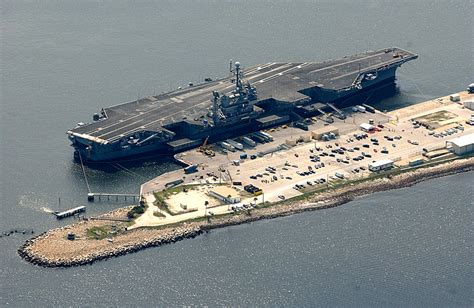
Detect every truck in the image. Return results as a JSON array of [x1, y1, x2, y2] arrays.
[[355, 105, 366, 113]]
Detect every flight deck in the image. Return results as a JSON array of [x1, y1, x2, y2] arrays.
[[67, 47, 418, 161]]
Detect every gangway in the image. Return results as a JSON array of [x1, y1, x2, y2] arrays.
[[316, 108, 334, 123], [326, 103, 346, 120]]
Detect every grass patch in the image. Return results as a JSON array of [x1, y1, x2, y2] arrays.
[[86, 226, 111, 240]]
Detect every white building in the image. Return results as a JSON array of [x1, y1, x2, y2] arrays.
[[446, 133, 474, 155], [208, 186, 241, 204], [360, 123, 375, 132], [368, 159, 394, 172], [450, 93, 460, 102], [463, 100, 474, 111]]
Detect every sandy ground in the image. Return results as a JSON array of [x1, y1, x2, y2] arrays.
[[165, 186, 220, 214]]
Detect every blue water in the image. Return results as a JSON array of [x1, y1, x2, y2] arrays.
[[1, 0, 473, 306]]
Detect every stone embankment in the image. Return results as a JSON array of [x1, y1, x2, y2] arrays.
[[18, 158, 474, 268]]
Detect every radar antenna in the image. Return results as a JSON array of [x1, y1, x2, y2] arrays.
[[234, 61, 243, 92]]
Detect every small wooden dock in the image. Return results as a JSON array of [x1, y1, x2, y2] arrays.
[[54, 206, 86, 219], [87, 193, 139, 202]]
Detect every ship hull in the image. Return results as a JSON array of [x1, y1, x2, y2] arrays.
[[73, 74, 397, 163]]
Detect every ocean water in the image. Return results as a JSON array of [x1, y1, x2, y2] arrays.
[[1, 0, 473, 306]]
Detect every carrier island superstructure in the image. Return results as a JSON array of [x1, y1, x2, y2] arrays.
[[67, 47, 417, 162]]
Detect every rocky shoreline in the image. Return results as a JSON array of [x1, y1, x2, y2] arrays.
[[18, 158, 474, 268]]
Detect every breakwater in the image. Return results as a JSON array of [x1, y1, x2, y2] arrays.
[[18, 227, 204, 267], [18, 158, 474, 268]]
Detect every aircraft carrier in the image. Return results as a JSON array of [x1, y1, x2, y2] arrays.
[[67, 47, 417, 162]]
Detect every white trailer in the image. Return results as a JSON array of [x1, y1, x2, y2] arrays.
[[226, 139, 244, 150], [254, 131, 274, 141], [219, 142, 236, 152], [242, 136, 256, 147]]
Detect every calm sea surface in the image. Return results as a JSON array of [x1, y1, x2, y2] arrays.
[[1, 0, 473, 306]]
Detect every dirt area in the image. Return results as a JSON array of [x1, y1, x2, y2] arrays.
[[165, 186, 221, 214], [413, 110, 460, 129]]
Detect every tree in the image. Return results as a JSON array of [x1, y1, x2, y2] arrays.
[[204, 200, 209, 217]]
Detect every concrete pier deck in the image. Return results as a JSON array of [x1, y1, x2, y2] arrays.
[[135, 91, 474, 229]]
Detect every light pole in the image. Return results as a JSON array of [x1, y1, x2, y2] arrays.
[[204, 200, 209, 218]]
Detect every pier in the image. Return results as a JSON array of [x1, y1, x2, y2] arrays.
[[54, 206, 86, 219], [87, 193, 140, 202]]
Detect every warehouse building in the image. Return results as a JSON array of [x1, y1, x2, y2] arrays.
[[446, 133, 474, 155]]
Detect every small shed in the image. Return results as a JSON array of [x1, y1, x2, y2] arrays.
[[360, 123, 375, 132], [449, 93, 460, 102], [311, 125, 339, 140], [368, 159, 394, 172], [285, 138, 297, 146]]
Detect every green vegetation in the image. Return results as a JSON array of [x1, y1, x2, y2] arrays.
[[86, 226, 112, 240], [127, 205, 146, 219]]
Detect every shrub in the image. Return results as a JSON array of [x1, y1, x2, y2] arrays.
[[127, 205, 145, 219]]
